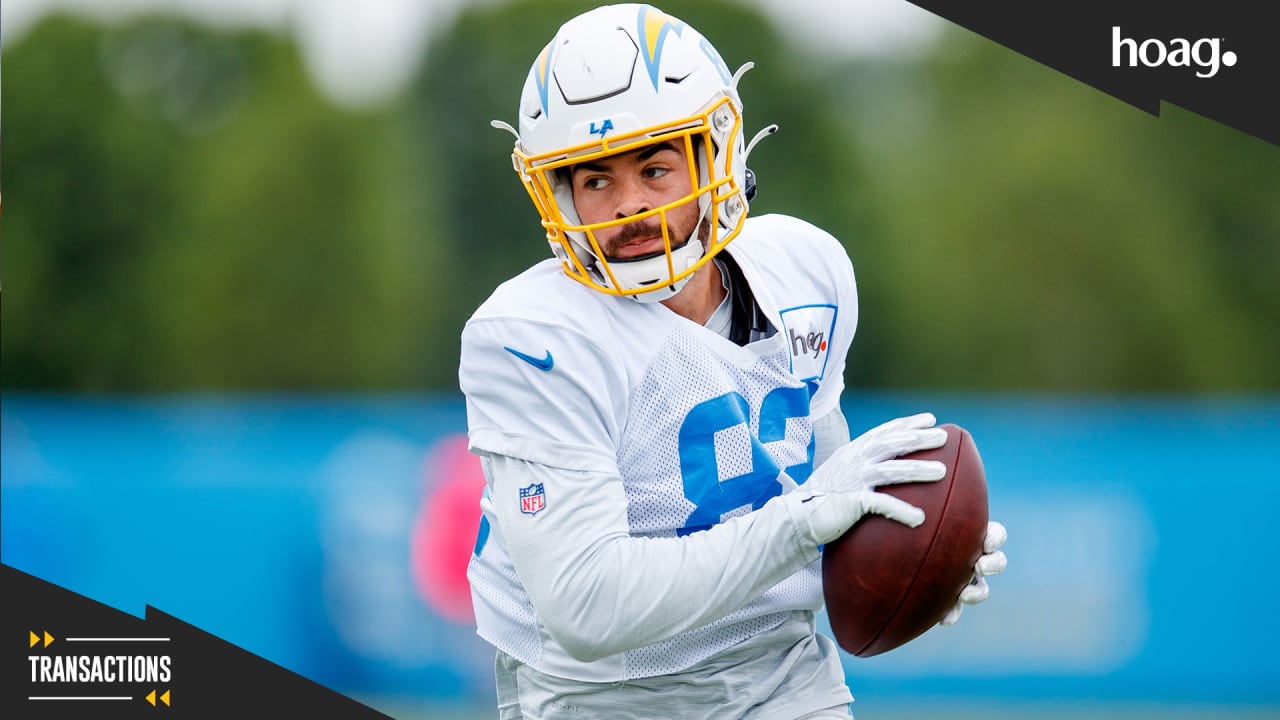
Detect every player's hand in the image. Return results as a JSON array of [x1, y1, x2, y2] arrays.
[[808, 412, 949, 494], [939, 520, 1007, 626], [800, 412, 948, 544]]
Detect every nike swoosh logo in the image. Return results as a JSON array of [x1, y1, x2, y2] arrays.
[[503, 346, 554, 371]]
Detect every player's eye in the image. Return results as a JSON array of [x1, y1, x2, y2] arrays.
[[642, 166, 669, 180], [582, 176, 610, 191]]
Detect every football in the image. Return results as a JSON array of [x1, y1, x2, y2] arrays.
[[822, 423, 989, 658]]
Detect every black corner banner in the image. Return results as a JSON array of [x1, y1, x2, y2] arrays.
[[904, 0, 1278, 147], [3, 564, 393, 720]]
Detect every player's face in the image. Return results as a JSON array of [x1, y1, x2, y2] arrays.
[[570, 141, 701, 261]]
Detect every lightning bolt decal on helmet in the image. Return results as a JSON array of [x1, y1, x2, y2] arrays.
[[496, 3, 776, 302]]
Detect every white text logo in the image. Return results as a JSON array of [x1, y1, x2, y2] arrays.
[[1112, 26, 1238, 78]]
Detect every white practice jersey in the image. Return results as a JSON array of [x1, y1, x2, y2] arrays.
[[461, 214, 859, 682]]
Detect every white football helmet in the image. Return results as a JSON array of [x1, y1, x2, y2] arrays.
[[495, 3, 775, 302]]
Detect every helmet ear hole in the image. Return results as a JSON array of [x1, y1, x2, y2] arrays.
[[744, 168, 757, 202], [555, 167, 573, 194]]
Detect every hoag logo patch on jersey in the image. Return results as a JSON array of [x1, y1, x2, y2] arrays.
[[779, 304, 837, 382]]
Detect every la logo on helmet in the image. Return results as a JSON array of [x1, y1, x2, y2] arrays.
[[589, 119, 614, 138]]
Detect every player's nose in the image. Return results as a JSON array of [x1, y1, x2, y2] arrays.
[[613, 174, 652, 219]]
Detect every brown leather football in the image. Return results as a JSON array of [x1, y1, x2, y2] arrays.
[[822, 423, 989, 657]]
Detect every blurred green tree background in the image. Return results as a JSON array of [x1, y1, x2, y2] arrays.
[[4, 0, 1277, 392]]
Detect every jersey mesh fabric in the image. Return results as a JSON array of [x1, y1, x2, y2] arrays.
[[464, 214, 858, 682], [616, 322, 822, 676], [469, 477, 544, 666], [620, 323, 811, 536]]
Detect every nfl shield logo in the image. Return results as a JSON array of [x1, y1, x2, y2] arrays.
[[519, 483, 546, 515]]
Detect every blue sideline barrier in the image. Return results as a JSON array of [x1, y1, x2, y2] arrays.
[[3, 392, 1277, 707]]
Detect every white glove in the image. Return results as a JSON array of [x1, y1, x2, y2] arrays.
[[800, 412, 949, 545], [939, 520, 1008, 626]]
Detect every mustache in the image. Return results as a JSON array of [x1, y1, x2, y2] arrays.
[[612, 219, 664, 246]]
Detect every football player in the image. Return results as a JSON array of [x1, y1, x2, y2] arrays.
[[460, 5, 1007, 718]]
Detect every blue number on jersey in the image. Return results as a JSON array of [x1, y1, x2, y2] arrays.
[[759, 385, 816, 485], [676, 386, 813, 536]]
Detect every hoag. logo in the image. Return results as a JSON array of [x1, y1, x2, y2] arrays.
[[1112, 26, 1238, 78], [779, 304, 837, 383]]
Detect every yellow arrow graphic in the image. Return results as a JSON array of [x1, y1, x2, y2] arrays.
[[29, 631, 54, 648], [146, 690, 156, 706], [44, 631, 54, 647], [160, 689, 171, 706], [29, 631, 38, 648]]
